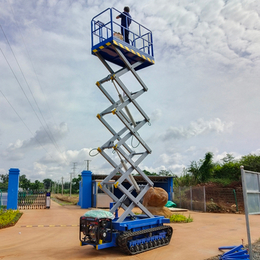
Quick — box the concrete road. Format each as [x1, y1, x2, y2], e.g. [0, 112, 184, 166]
[1, 200, 260, 260]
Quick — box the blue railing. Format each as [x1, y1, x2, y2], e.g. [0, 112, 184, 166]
[91, 8, 154, 57]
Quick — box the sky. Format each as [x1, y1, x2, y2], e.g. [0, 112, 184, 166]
[0, 0, 260, 183]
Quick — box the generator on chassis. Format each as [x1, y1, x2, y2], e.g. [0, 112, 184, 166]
[79, 8, 173, 255]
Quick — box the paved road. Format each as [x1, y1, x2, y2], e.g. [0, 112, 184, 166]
[1, 200, 260, 260]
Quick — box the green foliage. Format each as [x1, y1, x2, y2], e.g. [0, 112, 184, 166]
[240, 154, 260, 172]
[222, 153, 235, 163]
[170, 214, 193, 223]
[174, 172, 196, 187]
[158, 170, 176, 176]
[30, 180, 44, 190]
[0, 183, 8, 191]
[143, 170, 158, 176]
[43, 178, 54, 190]
[0, 209, 22, 229]
[213, 161, 240, 181]
[207, 178, 233, 187]
[187, 152, 214, 184]
[72, 175, 81, 194]
[0, 174, 8, 191]
[0, 174, 8, 183]
[174, 152, 259, 187]
[19, 175, 31, 190]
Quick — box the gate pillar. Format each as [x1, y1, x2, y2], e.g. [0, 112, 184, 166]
[7, 168, 20, 210]
[80, 170, 92, 209]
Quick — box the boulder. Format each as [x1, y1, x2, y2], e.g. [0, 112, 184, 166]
[143, 187, 168, 207]
[142, 187, 172, 218]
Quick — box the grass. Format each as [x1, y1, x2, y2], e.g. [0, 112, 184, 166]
[51, 194, 79, 205]
[170, 213, 193, 223]
[135, 212, 193, 223]
[0, 208, 23, 229]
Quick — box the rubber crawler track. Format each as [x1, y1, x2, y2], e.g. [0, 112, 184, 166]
[117, 225, 173, 255]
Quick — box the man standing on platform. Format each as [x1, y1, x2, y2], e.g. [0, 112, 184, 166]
[116, 6, 131, 44]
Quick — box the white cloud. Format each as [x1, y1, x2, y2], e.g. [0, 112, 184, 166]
[150, 109, 162, 122]
[4, 122, 68, 152]
[162, 118, 233, 141]
[33, 162, 47, 176]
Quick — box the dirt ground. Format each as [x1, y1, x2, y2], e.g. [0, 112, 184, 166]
[1, 200, 260, 260]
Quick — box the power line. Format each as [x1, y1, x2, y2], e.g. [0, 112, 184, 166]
[0, 89, 52, 157]
[7, 0, 60, 136]
[0, 25, 68, 163]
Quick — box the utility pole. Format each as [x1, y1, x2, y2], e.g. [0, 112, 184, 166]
[61, 177, 64, 196]
[70, 162, 77, 197]
[72, 162, 77, 178]
[69, 173, 72, 197]
[84, 159, 91, 170]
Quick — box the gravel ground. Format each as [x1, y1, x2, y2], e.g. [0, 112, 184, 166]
[205, 240, 260, 260]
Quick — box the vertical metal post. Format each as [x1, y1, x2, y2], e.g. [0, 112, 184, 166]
[61, 177, 64, 196]
[203, 186, 206, 212]
[69, 173, 72, 197]
[241, 166, 253, 260]
[233, 189, 238, 212]
[91, 20, 93, 50]
[179, 186, 181, 208]
[190, 186, 193, 211]
[110, 8, 113, 37]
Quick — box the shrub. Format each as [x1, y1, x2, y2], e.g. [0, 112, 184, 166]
[207, 178, 233, 187]
[206, 199, 223, 213]
[0, 209, 23, 229]
[170, 214, 193, 223]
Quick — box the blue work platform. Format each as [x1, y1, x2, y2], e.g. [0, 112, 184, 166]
[91, 7, 155, 71]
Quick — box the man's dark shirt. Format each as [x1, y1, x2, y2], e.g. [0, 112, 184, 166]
[119, 11, 131, 28]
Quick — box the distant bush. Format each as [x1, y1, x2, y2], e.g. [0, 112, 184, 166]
[207, 178, 233, 187]
[0, 209, 23, 229]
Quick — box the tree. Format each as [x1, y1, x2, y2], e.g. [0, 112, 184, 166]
[72, 175, 82, 194]
[31, 180, 44, 190]
[187, 152, 214, 183]
[0, 173, 8, 190]
[143, 170, 158, 176]
[213, 153, 240, 181]
[174, 171, 195, 187]
[19, 175, 31, 190]
[158, 170, 175, 176]
[0, 174, 8, 183]
[222, 153, 235, 163]
[240, 154, 260, 172]
[43, 179, 53, 190]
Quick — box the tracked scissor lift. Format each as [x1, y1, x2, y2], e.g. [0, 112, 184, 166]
[80, 8, 172, 254]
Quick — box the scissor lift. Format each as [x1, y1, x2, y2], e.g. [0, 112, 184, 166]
[80, 8, 172, 254]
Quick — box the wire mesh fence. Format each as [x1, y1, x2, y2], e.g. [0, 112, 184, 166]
[174, 186, 206, 212]
[173, 186, 244, 212]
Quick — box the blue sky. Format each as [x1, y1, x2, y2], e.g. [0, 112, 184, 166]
[1, 0, 260, 182]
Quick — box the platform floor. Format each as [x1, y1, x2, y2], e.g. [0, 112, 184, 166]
[92, 36, 155, 71]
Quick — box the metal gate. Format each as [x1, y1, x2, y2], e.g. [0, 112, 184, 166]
[18, 191, 46, 209]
